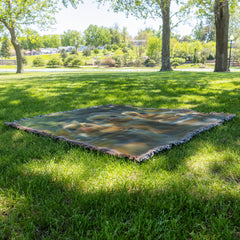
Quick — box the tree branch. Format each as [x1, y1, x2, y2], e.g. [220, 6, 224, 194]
[0, 17, 11, 30]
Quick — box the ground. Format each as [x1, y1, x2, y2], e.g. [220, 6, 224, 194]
[0, 71, 239, 239]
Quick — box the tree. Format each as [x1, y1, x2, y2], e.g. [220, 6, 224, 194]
[109, 24, 121, 46]
[96, 0, 177, 71]
[20, 29, 42, 51]
[1, 36, 11, 59]
[188, 0, 239, 72]
[40, 34, 61, 48]
[193, 21, 215, 42]
[61, 30, 83, 49]
[159, 0, 172, 71]
[229, 5, 240, 40]
[214, 0, 229, 71]
[134, 28, 154, 44]
[60, 49, 68, 60]
[84, 25, 111, 47]
[0, 0, 60, 73]
[0, 0, 82, 73]
[146, 36, 162, 63]
[121, 27, 129, 44]
[180, 35, 193, 42]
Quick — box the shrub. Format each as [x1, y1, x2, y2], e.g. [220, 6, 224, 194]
[102, 57, 116, 67]
[71, 57, 83, 67]
[208, 54, 215, 60]
[200, 56, 207, 64]
[173, 50, 187, 59]
[120, 43, 126, 48]
[147, 36, 161, 62]
[64, 56, 83, 67]
[112, 55, 123, 67]
[70, 48, 78, 55]
[122, 47, 128, 53]
[94, 58, 101, 66]
[126, 60, 134, 67]
[193, 55, 199, 63]
[170, 58, 185, 65]
[82, 49, 91, 57]
[33, 56, 45, 67]
[114, 49, 124, 55]
[232, 48, 240, 62]
[112, 44, 119, 51]
[94, 48, 99, 54]
[64, 56, 75, 66]
[144, 58, 156, 67]
[193, 49, 199, 63]
[129, 43, 134, 50]
[22, 56, 28, 65]
[106, 45, 112, 51]
[133, 58, 143, 67]
[60, 49, 68, 60]
[123, 53, 130, 67]
[103, 49, 108, 55]
[171, 62, 180, 68]
[47, 57, 62, 68]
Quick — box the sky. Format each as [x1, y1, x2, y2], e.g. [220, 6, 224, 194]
[40, 1, 195, 37]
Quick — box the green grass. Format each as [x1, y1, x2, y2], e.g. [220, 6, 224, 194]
[0, 65, 17, 69]
[0, 71, 239, 239]
[176, 63, 215, 69]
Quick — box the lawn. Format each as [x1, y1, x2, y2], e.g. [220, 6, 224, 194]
[0, 71, 239, 239]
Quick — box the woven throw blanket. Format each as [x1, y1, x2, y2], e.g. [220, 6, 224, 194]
[5, 104, 235, 162]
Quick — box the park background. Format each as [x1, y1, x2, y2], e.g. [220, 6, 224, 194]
[0, 1, 239, 71]
[0, 1, 240, 239]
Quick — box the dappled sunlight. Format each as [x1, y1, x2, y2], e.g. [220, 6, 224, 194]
[209, 152, 240, 183]
[89, 163, 141, 191]
[0, 193, 12, 222]
[10, 130, 26, 143]
[180, 94, 207, 104]
[8, 100, 21, 105]
[20, 146, 239, 200]
[1, 71, 237, 118]
[21, 152, 145, 193]
[0, 71, 239, 239]
[187, 153, 211, 174]
[186, 140, 220, 174]
[105, 94, 117, 102]
[22, 160, 87, 191]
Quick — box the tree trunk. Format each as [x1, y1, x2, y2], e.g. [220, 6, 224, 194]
[160, 0, 172, 71]
[9, 27, 24, 73]
[214, 0, 229, 72]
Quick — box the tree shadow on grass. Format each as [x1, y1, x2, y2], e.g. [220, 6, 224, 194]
[0, 72, 196, 122]
[0, 71, 216, 115]
[1, 126, 239, 238]
[1, 71, 239, 169]
[0, 134, 239, 239]
[0, 71, 240, 239]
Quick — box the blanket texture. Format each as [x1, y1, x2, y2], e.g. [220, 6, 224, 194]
[5, 105, 235, 162]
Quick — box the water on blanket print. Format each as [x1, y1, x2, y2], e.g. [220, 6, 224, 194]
[20, 105, 229, 156]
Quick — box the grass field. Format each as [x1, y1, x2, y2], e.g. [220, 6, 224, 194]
[0, 71, 239, 239]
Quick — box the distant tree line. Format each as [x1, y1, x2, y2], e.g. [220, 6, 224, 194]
[0, 0, 239, 73]
[13, 25, 130, 52]
[2, 26, 240, 67]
